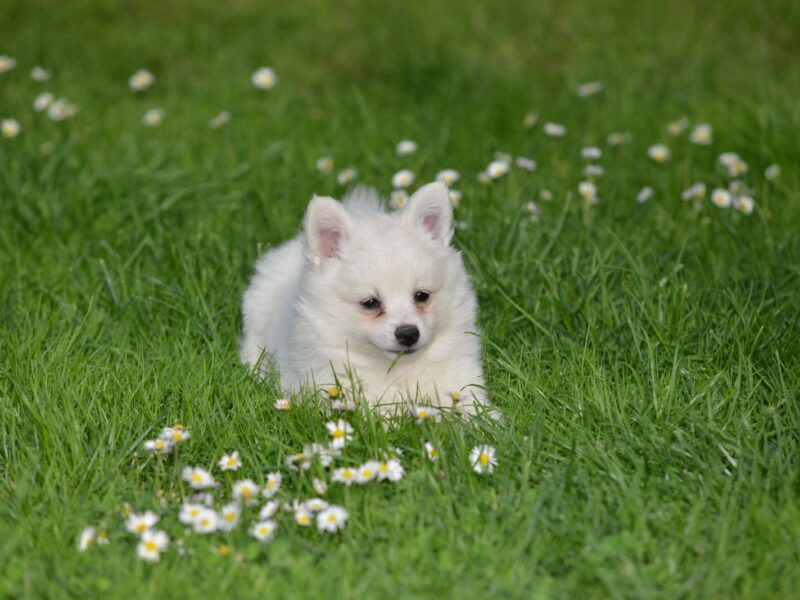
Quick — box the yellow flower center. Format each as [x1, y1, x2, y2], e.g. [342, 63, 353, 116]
[480, 453, 489, 465]
[136, 523, 147, 533]
[342, 469, 353, 479]
[190, 508, 200, 516]
[333, 429, 345, 438]
[218, 544, 230, 555]
[328, 514, 337, 523]
[192, 473, 202, 483]
[266, 480, 276, 489]
[227, 458, 237, 466]
[201, 518, 210, 527]
[241, 486, 252, 496]
[430, 450, 438, 458]
[297, 514, 310, 525]
[451, 391, 462, 400]
[379, 464, 388, 473]
[418, 410, 428, 418]
[226, 513, 236, 522]
[172, 432, 183, 441]
[362, 469, 372, 478]
[155, 440, 165, 448]
[144, 541, 157, 552]
[327, 387, 340, 398]
[259, 526, 270, 535]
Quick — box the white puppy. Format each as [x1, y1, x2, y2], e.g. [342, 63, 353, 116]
[240, 182, 492, 417]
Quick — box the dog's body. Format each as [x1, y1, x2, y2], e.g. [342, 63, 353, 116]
[240, 182, 491, 416]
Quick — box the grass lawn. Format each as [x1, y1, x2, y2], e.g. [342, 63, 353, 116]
[2, 0, 799, 597]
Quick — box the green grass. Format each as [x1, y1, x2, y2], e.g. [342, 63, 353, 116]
[2, 0, 800, 597]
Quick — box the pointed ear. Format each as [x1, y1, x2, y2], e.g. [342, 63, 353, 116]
[404, 182, 453, 244]
[304, 195, 351, 261]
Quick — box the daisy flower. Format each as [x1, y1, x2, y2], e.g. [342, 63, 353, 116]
[137, 530, 168, 562]
[667, 117, 689, 136]
[31, 66, 51, 81]
[97, 531, 109, 545]
[181, 466, 215, 489]
[689, 123, 712, 145]
[160, 425, 190, 444]
[486, 160, 510, 179]
[412, 405, 437, 424]
[733, 195, 755, 215]
[305, 498, 329, 512]
[326, 419, 354, 449]
[355, 461, 380, 484]
[47, 98, 78, 121]
[576, 81, 603, 97]
[396, 139, 417, 156]
[317, 505, 348, 533]
[543, 122, 566, 137]
[262, 472, 282, 497]
[681, 182, 706, 201]
[448, 190, 462, 207]
[313, 478, 328, 495]
[522, 112, 538, 128]
[710, 188, 732, 208]
[391, 169, 415, 189]
[142, 108, 165, 127]
[125, 511, 159, 535]
[0, 55, 16, 73]
[424, 442, 438, 462]
[647, 144, 671, 163]
[583, 165, 604, 178]
[1, 118, 21, 138]
[34, 92, 54, 112]
[251, 67, 277, 90]
[377, 458, 404, 482]
[477, 171, 491, 184]
[260, 500, 280, 520]
[765, 164, 780, 181]
[469, 445, 498, 474]
[316, 157, 334, 175]
[337, 167, 358, 185]
[128, 69, 155, 91]
[294, 507, 313, 527]
[218, 503, 241, 532]
[636, 187, 654, 204]
[719, 153, 748, 177]
[218, 451, 242, 471]
[250, 520, 277, 542]
[581, 147, 602, 160]
[144, 438, 173, 454]
[578, 181, 598, 204]
[540, 189, 554, 201]
[286, 450, 312, 471]
[232, 479, 260, 504]
[209, 111, 231, 129]
[193, 508, 219, 534]
[272, 397, 291, 411]
[523, 201, 540, 222]
[515, 156, 537, 171]
[178, 503, 205, 526]
[331, 466, 357, 485]
[78, 527, 96, 552]
[607, 131, 631, 146]
[436, 169, 460, 186]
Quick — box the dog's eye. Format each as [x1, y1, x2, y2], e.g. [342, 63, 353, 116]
[414, 291, 430, 303]
[360, 297, 381, 311]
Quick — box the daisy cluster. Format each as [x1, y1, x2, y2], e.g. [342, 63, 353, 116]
[77, 404, 497, 562]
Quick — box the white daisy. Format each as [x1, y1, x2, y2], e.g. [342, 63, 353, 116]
[448, 190, 462, 207]
[124, 511, 159, 535]
[710, 188, 732, 208]
[576, 81, 603, 97]
[178, 503, 205, 525]
[543, 122, 566, 137]
[294, 507, 314, 527]
[734, 195, 755, 215]
[209, 111, 231, 129]
[412, 405, 437, 424]
[273, 397, 291, 411]
[578, 181, 598, 203]
[142, 108, 164, 127]
[494, 151, 513, 163]
[137, 530, 168, 562]
[377, 458, 404, 482]
[305, 498, 329, 512]
[522, 112, 538, 128]
[667, 117, 689, 136]
[636, 186, 654, 204]
[1, 118, 21, 138]
[317, 505, 348, 533]
[689, 123, 712, 145]
[355, 461, 380, 484]
[250, 520, 277, 542]
[326, 419, 354, 449]
[0, 55, 16, 73]
[607, 132, 631, 146]
[262, 472, 282, 497]
[144, 438, 173, 454]
[251, 67, 277, 90]
[232, 479, 260, 504]
[181, 466, 215, 489]
[392, 169, 415, 189]
[312, 478, 328, 495]
[581, 147, 602, 160]
[647, 144, 671, 163]
[97, 531, 109, 545]
[331, 466, 357, 485]
[31, 66, 51, 81]
[316, 157, 334, 175]
[128, 69, 155, 91]
[469, 445, 498, 474]
[486, 160, 510, 179]
[47, 98, 78, 121]
[34, 92, 54, 112]
[218, 451, 242, 471]
[681, 182, 706, 201]
[78, 527, 96, 552]
[218, 503, 241, 532]
[193, 508, 219, 534]
[160, 426, 190, 444]
[523, 201, 540, 222]
[286, 450, 312, 471]
[583, 165, 604, 177]
[515, 156, 537, 171]
[765, 164, 780, 181]
[477, 171, 491, 184]
[260, 500, 280, 520]
[424, 442, 438, 461]
[395, 139, 417, 156]
[337, 167, 358, 185]
[436, 169, 460, 185]
[540, 189, 554, 201]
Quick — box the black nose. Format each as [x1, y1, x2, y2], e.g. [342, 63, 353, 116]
[394, 324, 420, 347]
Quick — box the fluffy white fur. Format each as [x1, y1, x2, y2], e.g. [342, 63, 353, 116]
[240, 182, 492, 416]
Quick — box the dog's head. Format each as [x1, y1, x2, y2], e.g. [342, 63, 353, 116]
[302, 182, 464, 360]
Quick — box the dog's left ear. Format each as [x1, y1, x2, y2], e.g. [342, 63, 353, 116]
[404, 182, 453, 245]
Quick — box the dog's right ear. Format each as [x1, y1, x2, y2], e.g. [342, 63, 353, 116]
[304, 195, 351, 263]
